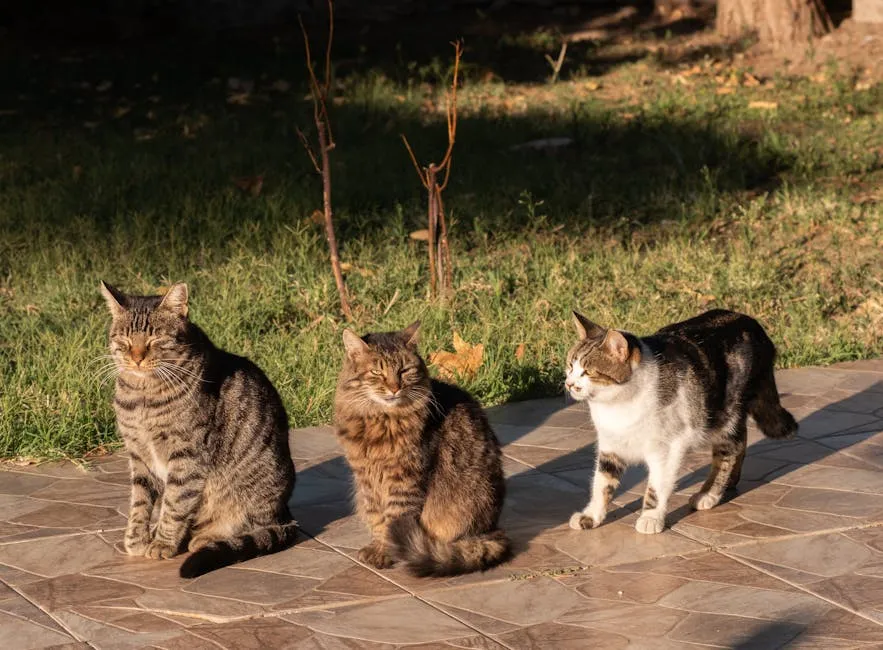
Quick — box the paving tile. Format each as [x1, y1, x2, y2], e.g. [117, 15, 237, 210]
[134, 588, 266, 620]
[180, 616, 316, 647]
[28, 477, 129, 509]
[18, 573, 144, 611]
[290, 426, 341, 461]
[0, 472, 60, 496]
[0, 610, 75, 649]
[486, 398, 588, 429]
[236, 545, 356, 580]
[555, 598, 688, 638]
[185, 567, 323, 606]
[54, 608, 183, 648]
[0, 533, 120, 578]
[425, 576, 584, 628]
[284, 597, 475, 645]
[493, 425, 588, 450]
[9, 502, 124, 530]
[494, 621, 630, 649]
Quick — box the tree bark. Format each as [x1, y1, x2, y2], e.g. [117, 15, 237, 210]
[716, 0, 832, 48]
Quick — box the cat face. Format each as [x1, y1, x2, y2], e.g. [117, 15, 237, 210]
[565, 311, 635, 402]
[101, 282, 190, 378]
[339, 322, 430, 410]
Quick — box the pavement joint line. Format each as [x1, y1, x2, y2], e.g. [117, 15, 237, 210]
[720, 549, 883, 629]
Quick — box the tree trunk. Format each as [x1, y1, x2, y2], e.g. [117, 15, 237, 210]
[716, 0, 832, 48]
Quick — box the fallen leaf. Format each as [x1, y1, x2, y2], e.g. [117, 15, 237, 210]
[715, 87, 735, 95]
[232, 175, 264, 197]
[271, 79, 291, 92]
[112, 106, 131, 118]
[227, 92, 250, 106]
[742, 72, 761, 87]
[72, 165, 82, 181]
[96, 80, 113, 92]
[310, 210, 325, 225]
[429, 333, 484, 380]
[515, 344, 525, 361]
[748, 101, 778, 110]
[410, 229, 430, 241]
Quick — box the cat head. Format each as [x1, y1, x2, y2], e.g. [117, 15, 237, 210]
[100, 281, 191, 378]
[338, 321, 430, 411]
[565, 311, 640, 402]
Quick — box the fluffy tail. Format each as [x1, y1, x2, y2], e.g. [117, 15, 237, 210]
[387, 517, 511, 578]
[748, 367, 798, 440]
[179, 522, 298, 579]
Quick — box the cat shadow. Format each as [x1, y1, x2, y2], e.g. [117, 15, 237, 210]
[499, 376, 883, 548]
[288, 377, 883, 559]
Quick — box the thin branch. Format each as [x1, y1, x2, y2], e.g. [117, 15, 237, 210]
[295, 126, 321, 173]
[401, 134, 429, 188]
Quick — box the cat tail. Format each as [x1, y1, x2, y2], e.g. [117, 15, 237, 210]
[748, 366, 798, 440]
[387, 517, 511, 578]
[179, 522, 298, 579]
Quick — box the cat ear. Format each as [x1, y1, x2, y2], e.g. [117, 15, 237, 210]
[342, 329, 369, 357]
[572, 311, 606, 340]
[100, 281, 126, 318]
[159, 283, 189, 318]
[400, 320, 421, 347]
[604, 329, 630, 363]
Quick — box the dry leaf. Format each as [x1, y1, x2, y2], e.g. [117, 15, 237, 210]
[96, 80, 113, 92]
[748, 101, 778, 110]
[232, 175, 264, 197]
[72, 165, 82, 181]
[715, 87, 735, 95]
[410, 229, 430, 241]
[227, 92, 250, 106]
[515, 343, 525, 361]
[112, 106, 131, 118]
[429, 333, 484, 380]
[271, 79, 291, 93]
[310, 210, 325, 225]
[742, 72, 761, 87]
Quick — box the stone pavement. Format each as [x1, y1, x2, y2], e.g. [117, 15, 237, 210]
[2, 361, 883, 649]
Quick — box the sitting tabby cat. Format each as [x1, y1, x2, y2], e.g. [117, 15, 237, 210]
[100, 282, 296, 577]
[334, 322, 510, 577]
[565, 309, 797, 535]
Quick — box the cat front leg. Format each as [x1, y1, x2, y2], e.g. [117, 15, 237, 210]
[636, 444, 685, 534]
[145, 445, 205, 559]
[124, 452, 160, 556]
[570, 451, 626, 530]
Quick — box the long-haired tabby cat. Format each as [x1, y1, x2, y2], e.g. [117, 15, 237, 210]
[334, 321, 510, 577]
[100, 281, 296, 578]
[565, 309, 797, 535]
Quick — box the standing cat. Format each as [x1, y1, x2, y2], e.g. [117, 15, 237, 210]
[564, 309, 797, 535]
[334, 321, 510, 577]
[101, 282, 296, 577]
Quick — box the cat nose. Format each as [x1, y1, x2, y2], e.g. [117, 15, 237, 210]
[388, 382, 401, 395]
[131, 346, 146, 364]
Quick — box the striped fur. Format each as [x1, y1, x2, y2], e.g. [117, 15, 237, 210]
[100, 282, 296, 578]
[334, 322, 510, 577]
[566, 309, 797, 535]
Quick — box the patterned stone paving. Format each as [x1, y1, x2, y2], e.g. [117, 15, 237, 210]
[1, 361, 883, 648]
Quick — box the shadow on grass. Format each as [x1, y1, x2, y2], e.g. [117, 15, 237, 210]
[1, 4, 785, 250]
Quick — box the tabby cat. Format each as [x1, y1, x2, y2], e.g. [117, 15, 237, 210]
[101, 282, 296, 578]
[334, 322, 510, 577]
[565, 309, 797, 535]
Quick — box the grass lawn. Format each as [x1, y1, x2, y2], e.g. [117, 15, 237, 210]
[1, 18, 881, 459]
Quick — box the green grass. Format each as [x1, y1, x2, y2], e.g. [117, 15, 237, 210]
[1, 29, 881, 459]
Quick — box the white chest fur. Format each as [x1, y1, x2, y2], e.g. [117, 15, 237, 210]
[148, 443, 169, 483]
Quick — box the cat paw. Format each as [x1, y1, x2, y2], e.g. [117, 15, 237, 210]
[635, 513, 666, 535]
[123, 536, 151, 556]
[689, 491, 721, 511]
[569, 511, 601, 530]
[358, 542, 394, 569]
[144, 539, 179, 560]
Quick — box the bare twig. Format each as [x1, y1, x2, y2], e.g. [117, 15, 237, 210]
[544, 41, 568, 84]
[296, 0, 352, 320]
[400, 41, 462, 299]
